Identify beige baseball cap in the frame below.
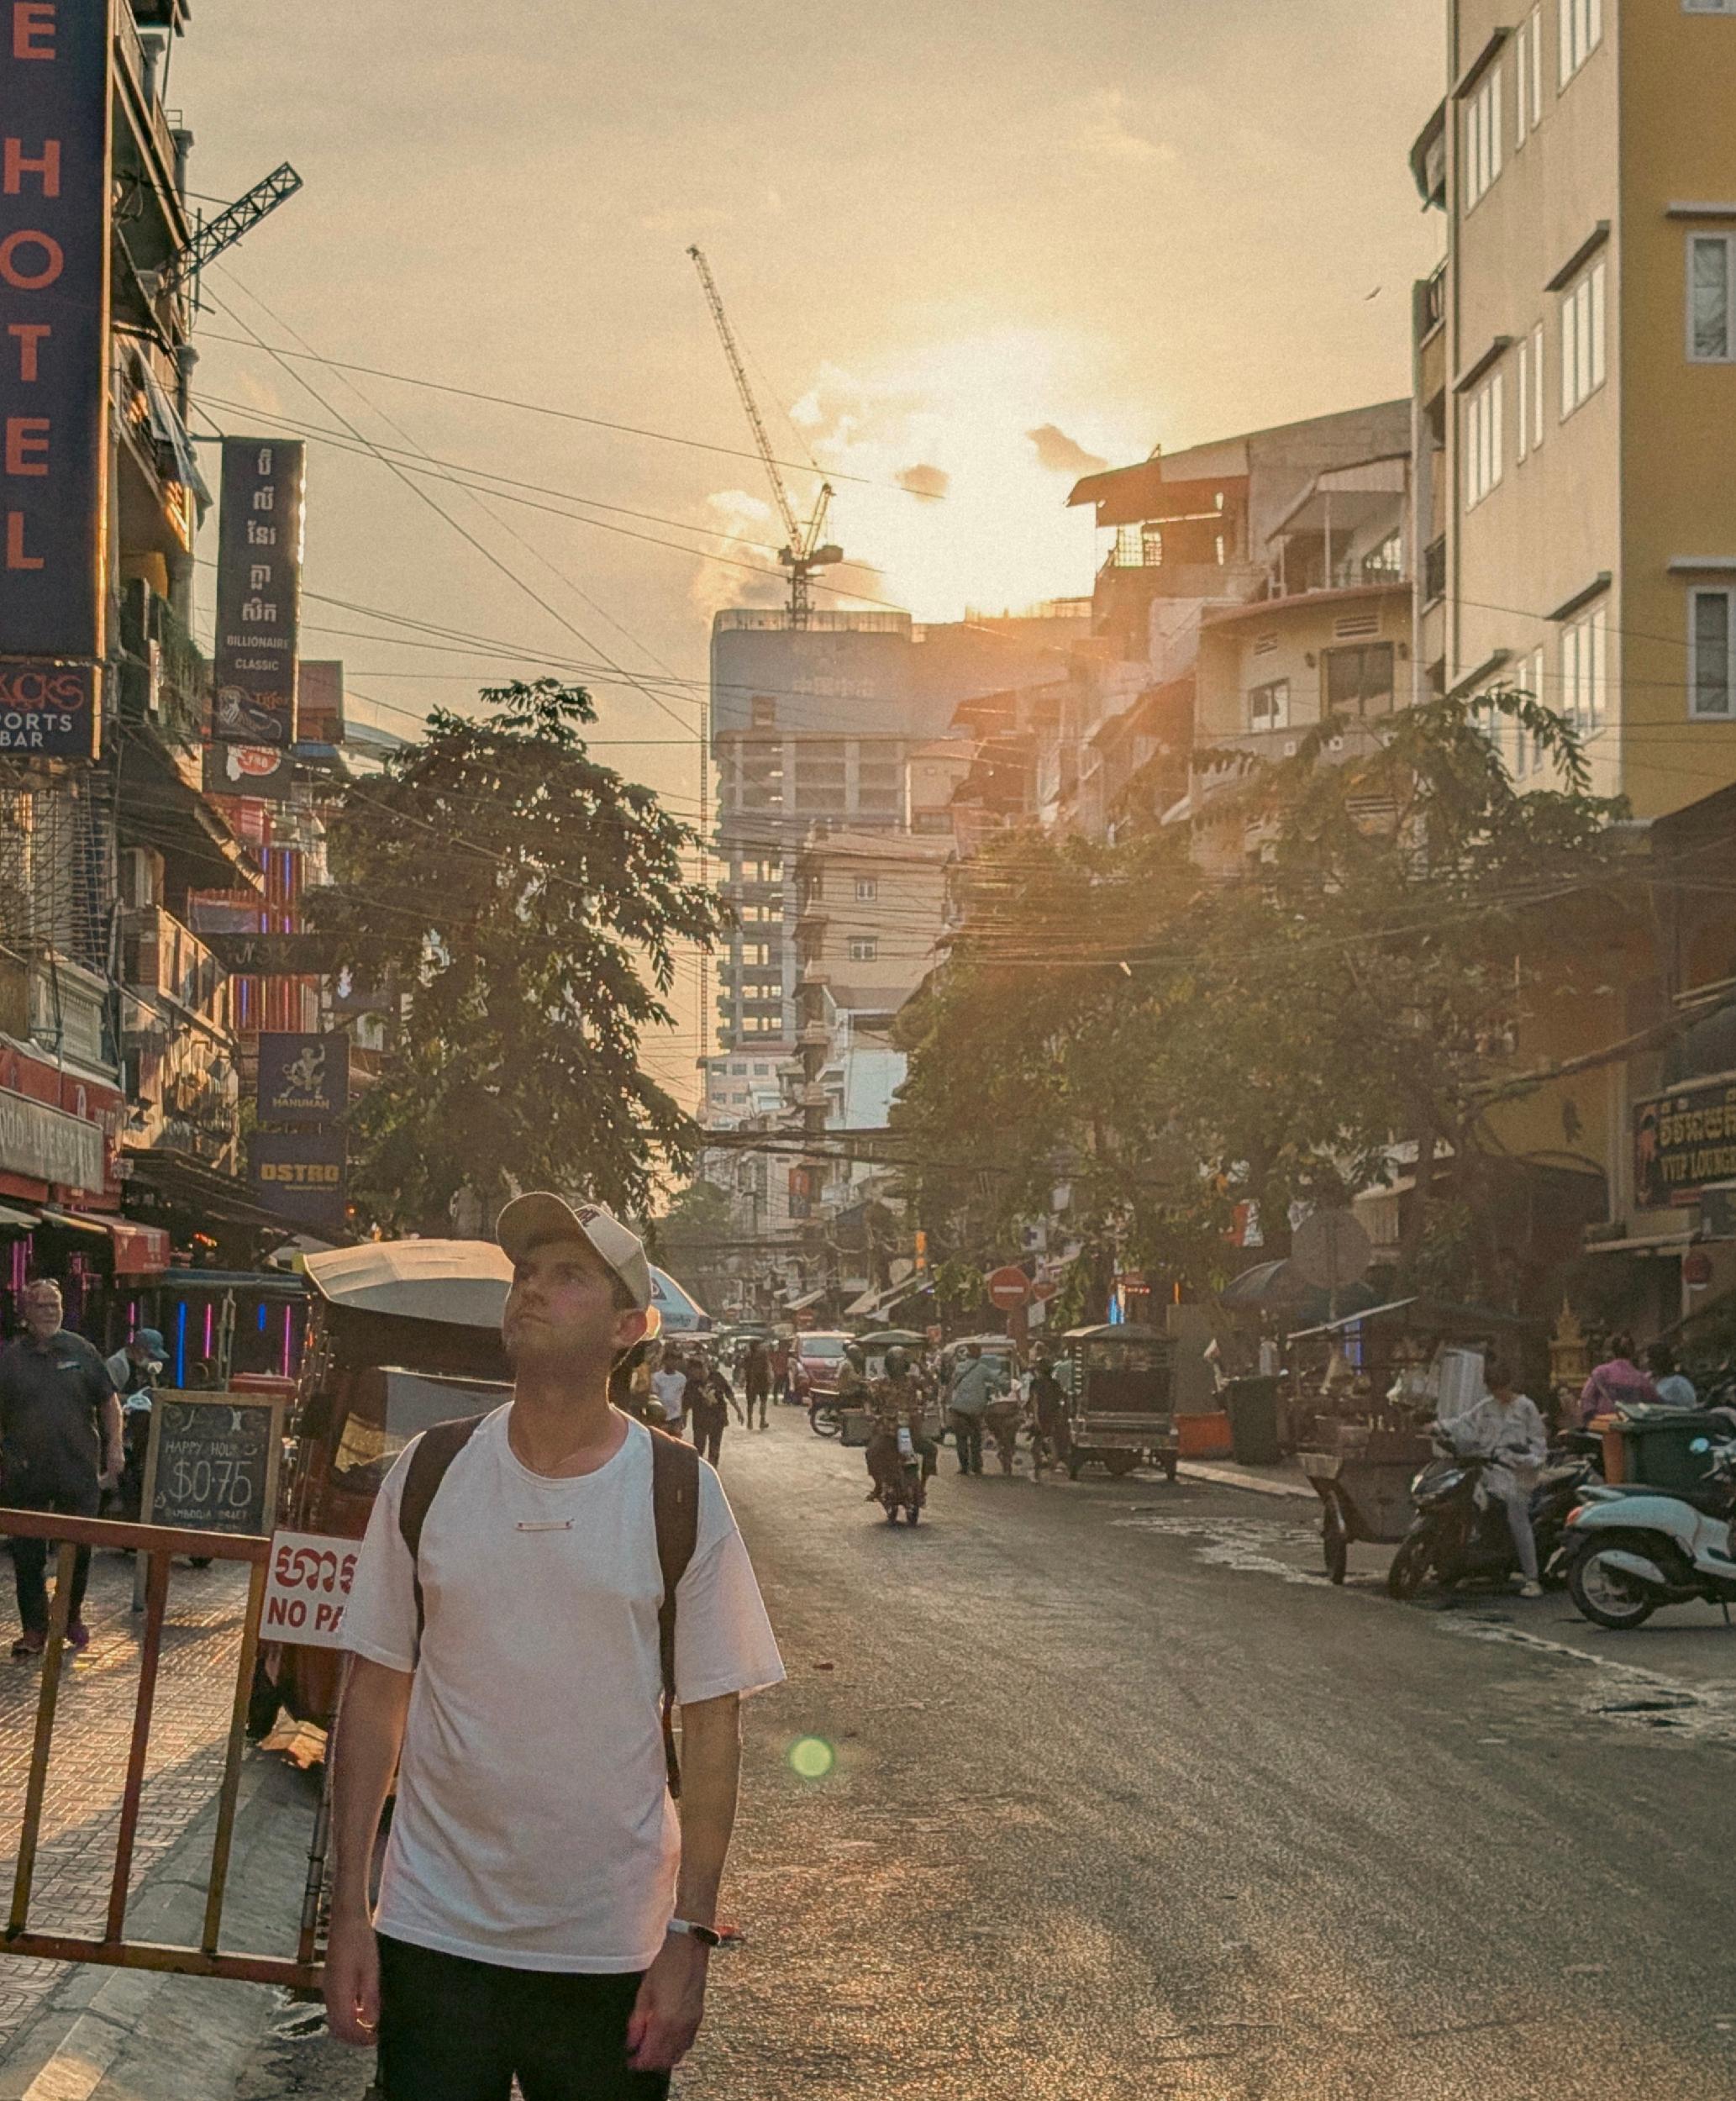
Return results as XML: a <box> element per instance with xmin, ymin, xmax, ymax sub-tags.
<box><xmin>496</xmin><ymin>1193</ymin><xmax>660</xmax><ymax>1335</ymax></box>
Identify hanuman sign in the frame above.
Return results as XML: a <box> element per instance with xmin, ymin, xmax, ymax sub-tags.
<box><xmin>1633</xmin><ymin>1074</ymin><xmax>1736</xmax><ymax>1209</ymax></box>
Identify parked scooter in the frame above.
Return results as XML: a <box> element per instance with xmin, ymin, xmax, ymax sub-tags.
<box><xmin>1560</xmin><ymin>1435</ymin><xmax>1736</xmax><ymax>1630</ymax></box>
<box><xmin>878</xmin><ymin>1428</ymin><xmax>925</xmax><ymax>1527</ymax></box>
<box><xmin>1386</xmin><ymin>1419</ymin><xmax>1593</xmax><ymax>1601</ymax></box>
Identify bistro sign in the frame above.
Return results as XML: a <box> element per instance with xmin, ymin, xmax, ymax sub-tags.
<box><xmin>1634</xmin><ymin>1073</ymin><xmax>1736</xmax><ymax>1208</ymax></box>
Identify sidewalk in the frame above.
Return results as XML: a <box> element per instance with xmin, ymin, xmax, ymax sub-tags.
<box><xmin>0</xmin><ymin>1552</ymin><xmax>254</xmax><ymax>2055</ymax></box>
<box><xmin>1178</xmin><ymin>1455</ymin><xmax>1316</xmax><ymax>1501</ymax></box>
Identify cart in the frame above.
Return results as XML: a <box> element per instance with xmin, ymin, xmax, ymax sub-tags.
<box><xmin>1061</xmin><ymin>1324</ymin><xmax>1180</xmax><ymax>1482</ymax></box>
<box><xmin>1299</xmin><ymin>1433</ymin><xmax>1430</xmax><ymax>1584</ymax></box>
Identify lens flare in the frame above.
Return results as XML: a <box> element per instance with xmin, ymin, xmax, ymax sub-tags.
<box><xmin>788</xmin><ymin>1735</ymin><xmax>836</xmax><ymax>1781</ymax></box>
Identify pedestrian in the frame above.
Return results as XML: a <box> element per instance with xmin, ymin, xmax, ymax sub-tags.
<box><xmin>1644</xmin><ymin>1340</ymin><xmax>1697</xmax><ymax>1409</ymax></box>
<box><xmin>0</xmin><ymin>1279</ymin><xmax>124</xmax><ymax>1656</ymax></box>
<box><xmin>743</xmin><ymin>1340</ymin><xmax>771</xmax><ymax>1430</ymax></box>
<box><xmin>686</xmin><ymin>1352</ymin><xmax>739</xmax><ymax>1467</ymax></box>
<box><xmin>1449</xmin><ymin>1356</ymin><xmax>1549</xmax><ymax>1598</ymax></box>
<box><xmin>103</xmin><ymin>1325</ymin><xmax>166</xmax><ymax>1398</ymax></box>
<box><xmin>1576</xmin><ymin>1331</ymin><xmax>1660</xmax><ymax>1424</ymax></box>
<box><xmin>649</xmin><ymin>1345</ymin><xmax>688</xmax><ymax>1434</ymax></box>
<box><xmin>771</xmin><ymin>1337</ymin><xmax>792</xmax><ymax>1406</ymax></box>
<box><xmin>1028</xmin><ymin>1348</ymin><xmax>1071</xmax><ymax>1477</ymax></box>
<box><xmin>324</xmin><ymin>1193</ymin><xmax>784</xmax><ymax>2098</ymax></box>
<box><xmin>946</xmin><ymin>1343</ymin><xmax>999</xmax><ymax>1477</ymax></box>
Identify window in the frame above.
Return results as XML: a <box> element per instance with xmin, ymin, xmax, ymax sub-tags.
<box><xmin>1465</xmin><ymin>371</ymin><xmax>1504</xmax><ymax>508</ymax></box>
<box><xmin>1248</xmin><ymin>679</ymin><xmax>1291</xmax><ymax>731</ymax></box>
<box><xmin>1463</xmin><ymin>66</ymin><xmax>1502</xmax><ymax>211</ymax></box>
<box><xmin>1561</xmin><ymin>602</ymin><xmax>1608</xmax><ymax>734</ymax></box>
<box><xmin>854</xmin><ymin>877</ymin><xmax>878</xmax><ymax>901</ymax></box>
<box><xmin>1690</xmin><ymin>588</ymin><xmax>1735</xmax><ymax>718</ymax></box>
<box><xmin>1517</xmin><ymin>336</ymin><xmax>1530</xmax><ymax>461</ymax></box>
<box><xmin>749</xmin><ymin>696</ymin><xmax>776</xmax><ymax>729</ymax></box>
<box><xmin>1560</xmin><ymin>0</ymin><xmax>1602</xmax><ymax>83</ymax></box>
<box><xmin>1560</xmin><ymin>260</ymin><xmax>1607</xmax><ymax>416</ymax></box>
<box><xmin>1530</xmin><ymin>323</ymin><xmax>1545</xmax><ymax>450</ymax></box>
<box><xmin>1323</xmin><ymin>644</ymin><xmax>1396</xmax><ymax>717</ymax></box>
<box><xmin>1512</xmin><ymin>647</ymin><xmax>1547</xmax><ymax>776</ymax></box>
<box><xmin>1689</xmin><ymin>234</ymin><xmax>1736</xmax><ymax>361</ymax></box>
<box><xmin>1515</xmin><ymin>8</ymin><xmax>1544</xmax><ymax>146</ymax></box>
<box><xmin>848</xmin><ymin>937</ymin><xmax>878</xmax><ymax>963</ymax></box>
<box><xmin>1684</xmin><ymin>0</ymin><xmax>1734</xmax><ymax>14</ymax></box>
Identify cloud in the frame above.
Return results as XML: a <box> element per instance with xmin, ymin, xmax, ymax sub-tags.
<box><xmin>1070</xmin><ymin>89</ymin><xmax>1175</xmax><ymax>167</ymax></box>
<box><xmin>896</xmin><ymin>463</ymin><xmax>950</xmax><ymax>499</ymax></box>
<box><xmin>1026</xmin><ymin>424</ymin><xmax>1107</xmax><ymax>477</ymax></box>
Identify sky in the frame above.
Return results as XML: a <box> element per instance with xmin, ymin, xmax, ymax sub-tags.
<box><xmin>174</xmin><ymin>0</ymin><xmax>1447</xmax><ymax>1105</ymax></box>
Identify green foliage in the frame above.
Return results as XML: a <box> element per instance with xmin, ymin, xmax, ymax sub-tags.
<box><xmin>894</xmin><ymin>692</ymin><xmax>1634</xmax><ymax>1304</ymax></box>
<box><xmin>310</xmin><ymin>681</ymin><xmax>723</xmax><ymax>1233</ymax></box>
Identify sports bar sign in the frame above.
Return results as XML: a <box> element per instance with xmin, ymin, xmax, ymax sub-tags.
<box><xmin>1633</xmin><ymin>1072</ymin><xmax>1736</xmax><ymax>1209</ymax></box>
<box><xmin>0</xmin><ymin>0</ymin><xmax>113</xmax><ymax>757</ymax></box>
<box><xmin>213</xmin><ymin>439</ymin><xmax>303</xmax><ymax>748</ymax></box>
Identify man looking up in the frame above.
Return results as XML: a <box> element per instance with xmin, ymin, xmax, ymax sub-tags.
<box><xmin>0</xmin><ymin>1279</ymin><xmax>122</xmax><ymax>1656</ymax></box>
<box><xmin>325</xmin><ymin>1196</ymin><xmax>784</xmax><ymax>2098</ymax></box>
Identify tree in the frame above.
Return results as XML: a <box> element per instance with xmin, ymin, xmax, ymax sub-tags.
<box><xmin>893</xmin><ymin>692</ymin><xmax>1635</xmax><ymax>1307</ymax></box>
<box><xmin>311</xmin><ymin>681</ymin><xmax>723</xmax><ymax>1233</ymax></box>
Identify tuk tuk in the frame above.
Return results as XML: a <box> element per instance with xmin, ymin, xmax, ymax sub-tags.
<box><xmin>1061</xmin><ymin>1324</ymin><xmax>1180</xmax><ymax>1482</ymax></box>
<box><xmin>249</xmin><ymin>1239</ymin><xmax>515</xmax><ymax>1735</ymax></box>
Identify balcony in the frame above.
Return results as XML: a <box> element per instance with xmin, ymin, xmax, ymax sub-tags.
<box><xmin>118</xmin><ymin>582</ymin><xmax>208</xmax><ymax>750</ymax></box>
<box><xmin>113</xmin><ymin>10</ymin><xmax>191</xmax><ymax>265</ymax></box>
<box><xmin>122</xmin><ymin>906</ymin><xmax>230</xmax><ymax>1028</ymax></box>
<box><xmin>113</xmin><ymin>345</ymin><xmax>199</xmax><ymax>561</ymax></box>
<box><xmin>1414</xmin><ymin>264</ymin><xmax>1445</xmax><ymax>345</ymax></box>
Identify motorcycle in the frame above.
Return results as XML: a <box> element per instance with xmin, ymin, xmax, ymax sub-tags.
<box><xmin>1386</xmin><ymin>1419</ymin><xmax>1592</xmax><ymax>1601</ymax></box>
<box><xmin>878</xmin><ymin>1428</ymin><xmax>924</xmax><ymax>1527</ymax></box>
<box><xmin>1560</xmin><ymin>1435</ymin><xmax>1736</xmax><ymax>1630</ymax></box>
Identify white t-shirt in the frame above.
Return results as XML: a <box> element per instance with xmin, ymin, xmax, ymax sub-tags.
<box><xmin>341</xmin><ymin>1409</ymin><xmax>784</xmax><ymax>1973</ymax></box>
<box><xmin>650</xmin><ymin>1369</ymin><xmax>687</xmax><ymax>1423</ymax></box>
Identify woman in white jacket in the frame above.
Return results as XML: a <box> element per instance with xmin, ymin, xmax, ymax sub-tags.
<box><xmin>1447</xmin><ymin>1357</ymin><xmax>1549</xmax><ymax>1598</ymax></box>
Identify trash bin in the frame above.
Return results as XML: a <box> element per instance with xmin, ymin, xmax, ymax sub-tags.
<box><xmin>1618</xmin><ymin>1409</ymin><xmax>1719</xmax><ymax>1494</ymax></box>
<box><xmin>1224</xmin><ymin>1377</ymin><xmax>1282</xmax><ymax>1466</ymax></box>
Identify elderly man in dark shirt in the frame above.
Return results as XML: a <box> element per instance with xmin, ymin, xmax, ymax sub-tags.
<box><xmin>0</xmin><ymin>1281</ymin><xmax>123</xmax><ymax>1656</ymax></box>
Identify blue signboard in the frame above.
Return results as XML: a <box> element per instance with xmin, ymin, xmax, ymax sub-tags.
<box><xmin>250</xmin><ymin>1128</ymin><xmax>346</xmax><ymax>1234</ymax></box>
<box><xmin>0</xmin><ymin>0</ymin><xmax>113</xmax><ymax>744</ymax></box>
<box><xmin>257</xmin><ymin>1032</ymin><xmax>349</xmax><ymax>1126</ymax></box>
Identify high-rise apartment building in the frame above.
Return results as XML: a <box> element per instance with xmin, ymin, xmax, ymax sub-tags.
<box><xmin>1413</xmin><ymin>0</ymin><xmax>1736</xmax><ymax>816</ymax></box>
<box><xmin>708</xmin><ymin>606</ymin><xmax>1085</xmax><ymax>1059</ymax></box>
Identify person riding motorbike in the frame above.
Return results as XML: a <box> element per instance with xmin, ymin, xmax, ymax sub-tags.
<box><xmin>1444</xmin><ymin>1356</ymin><xmax>1549</xmax><ymax>1598</ymax></box>
<box><xmin>863</xmin><ymin>1348</ymin><xmax>938</xmax><ymax>1500</ymax></box>
<box><xmin>823</xmin><ymin>1341</ymin><xmax>870</xmax><ymax>1434</ymax></box>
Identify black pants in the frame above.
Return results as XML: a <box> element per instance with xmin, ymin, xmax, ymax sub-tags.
<box><xmin>744</xmin><ymin>1380</ymin><xmax>768</xmax><ymax>1427</ymax></box>
<box><xmin>690</xmin><ymin>1409</ymin><xmax>725</xmax><ymax>1466</ymax></box>
<box><xmin>9</xmin><ymin>1479</ymin><xmax>100</xmax><ymax>1639</ymax></box>
<box><xmin>950</xmin><ymin>1412</ymin><xmax>984</xmax><ymax>1474</ymax></box>
<box><xmin>377</xmin><ymin>1935</ymin><xmax>668</xmax><ymax>2100</ymax></box>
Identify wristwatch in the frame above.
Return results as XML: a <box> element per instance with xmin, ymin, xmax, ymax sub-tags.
<box><xmin>666</xmin><ymin>1918</ymin><xmax>734</xmax><ymax>1949</ymax></box>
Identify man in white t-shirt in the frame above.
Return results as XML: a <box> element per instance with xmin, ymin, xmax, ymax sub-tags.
<box><xmin>649</xmin><ymin>1355</ymin><xmax>687</xmax><ymax>1431</ymax></box>
<box><xmin>324</xmin><ymin>1195</ymin><xmax>784</xmax><ymax>2098</ymax></box>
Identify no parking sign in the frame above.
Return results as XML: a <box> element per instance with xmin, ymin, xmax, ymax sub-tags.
<box><xmin>262</xmin><ymin>1531</ymin><xmax>358</xmax><ymax>1649</ymax></box>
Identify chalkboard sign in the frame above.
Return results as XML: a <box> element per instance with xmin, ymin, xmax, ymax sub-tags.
<box><xmin>139</xmin><ymin>1393</ymin><xmax>285</xmax><ymax>1540</ymax></box>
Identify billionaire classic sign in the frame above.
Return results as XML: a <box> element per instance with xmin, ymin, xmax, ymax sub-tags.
<box><xmin>0</xmin><ymin>0</ymin><xmax>113</xmax><ymax>757</ymax></box>
<box><xmin>213</xmin><ymin>439</ymin><xmax>304</xmax><ymax>747</ymax></box>
<box><xmin>1634</xmin><ymin>1074</ymin><xmax>1736</xmax><ymax>1208</ymax></box>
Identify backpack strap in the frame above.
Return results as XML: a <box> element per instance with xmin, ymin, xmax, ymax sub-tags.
<box><xmin>397</xmin><ymin>1414</ymin><xmax>487</xmax><ymax>1659</ymax></box>
<box><xmin>649</xmin><ymin>1425</ymin><xmax>700</xmax><ymax>1798</ymax></box>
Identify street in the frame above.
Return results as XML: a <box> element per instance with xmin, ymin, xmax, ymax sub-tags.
<box><xmin>145</xmin><ymin>1412</ymin><xmax>1734</xmax><ymax>2100</ymax></box>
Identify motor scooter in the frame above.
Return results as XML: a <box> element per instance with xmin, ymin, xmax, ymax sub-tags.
<box><xmin>877</xmin><ymin>1428</ymin><xmax>924</xmax><ymax>1527</ymax></box>
<box><xmin>1386</xmin><ymin>1419</ymin><xmax>1591</xmax><ymax>1601</ymax></box>
<box><xmin>1560</xmin><ymin>1435</ymin><xmax>1736</xmax><ymax>1630</ymax></box>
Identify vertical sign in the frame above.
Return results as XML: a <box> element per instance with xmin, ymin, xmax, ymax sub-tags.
<box><xmin>256</xmin><ymin>1031</ymin><xmax>349</xmax><ymax>1125</ymax></box>
<box><xmin>0</xmin><ymin>0</ymin><xmax>113</xmax><ymax>758</ymax></box>
<box><xmin>213</xmin><ymin>438</ymin><xmax>303</xmax><ymax>748</ymax></box>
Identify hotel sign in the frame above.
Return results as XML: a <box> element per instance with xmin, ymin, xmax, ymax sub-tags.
<box><xmin>1634</xmin><ymin>1073</ymin><xmax>1736</xmax><ymax>1208</ymax></box>
<box><xmin>0</xmin><ymin>0</ymin><xmax>113</xmax><ymax>756</ymax></box>
<box><xmin>213</xmin><ymin>439</ymin><xmax>303</xmax><ymax>748</ymax></box>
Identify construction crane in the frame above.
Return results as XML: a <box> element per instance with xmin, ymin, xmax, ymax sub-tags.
<box><xmin>152</xmin><ymin>162</ymin><xmax>304</xmax><ymax>300</ymax></box>
<box><xmin>688</xmin><ymin>245</ymin><xmax>841</xmax><ymax>628</ymax></box>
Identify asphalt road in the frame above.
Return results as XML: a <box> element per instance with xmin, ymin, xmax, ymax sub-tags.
<box><xmin>242</xmin><ymin>1409</ymin><xmax>1736</xmax><ymax>2100</ymax></box>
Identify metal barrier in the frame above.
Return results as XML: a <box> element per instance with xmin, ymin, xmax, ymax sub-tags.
<box><xmin>0</xmin><ymin>1508</ymin><xmax>324</xmax><ymax>1988</ymax></box>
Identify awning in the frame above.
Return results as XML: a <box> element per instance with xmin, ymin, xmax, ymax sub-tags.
<box><xmin>38</xmin><ymin>1208</ymin><xmax>110</xmax><ymax>1240</ymax></box>
<box><xmin>121</xmin><ymin>1148</ymin><xmax>311</xmax><ymax>1234</ymax></box>
<box><xmin>132</xmin><ymin>345</ymin><xmax>213</xmax><ymax>505</ymax></box>
<box><xmin>118</xmin><ymin>729</ymin><xmax>262</xmax><ymax>892</ymax></box>
<box><xmin>1584</xmin><ymin>1230</ymin><xmax>1694</xmax><ymax>1257</ymax></box>
<box><xmin>59</xmin><ymin>1214</ymin><xmax>171</xmax><ymax>1277</ymax></box>
<box><xmin>0</xmin><ymin>1202</ymin><xmax>38</xmax><ymax>1231</ymax></box>
<box><xmin>785</xmin><ymin>1287</ymin><xmax>828</xmax><ymax>1313</ymax></box>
